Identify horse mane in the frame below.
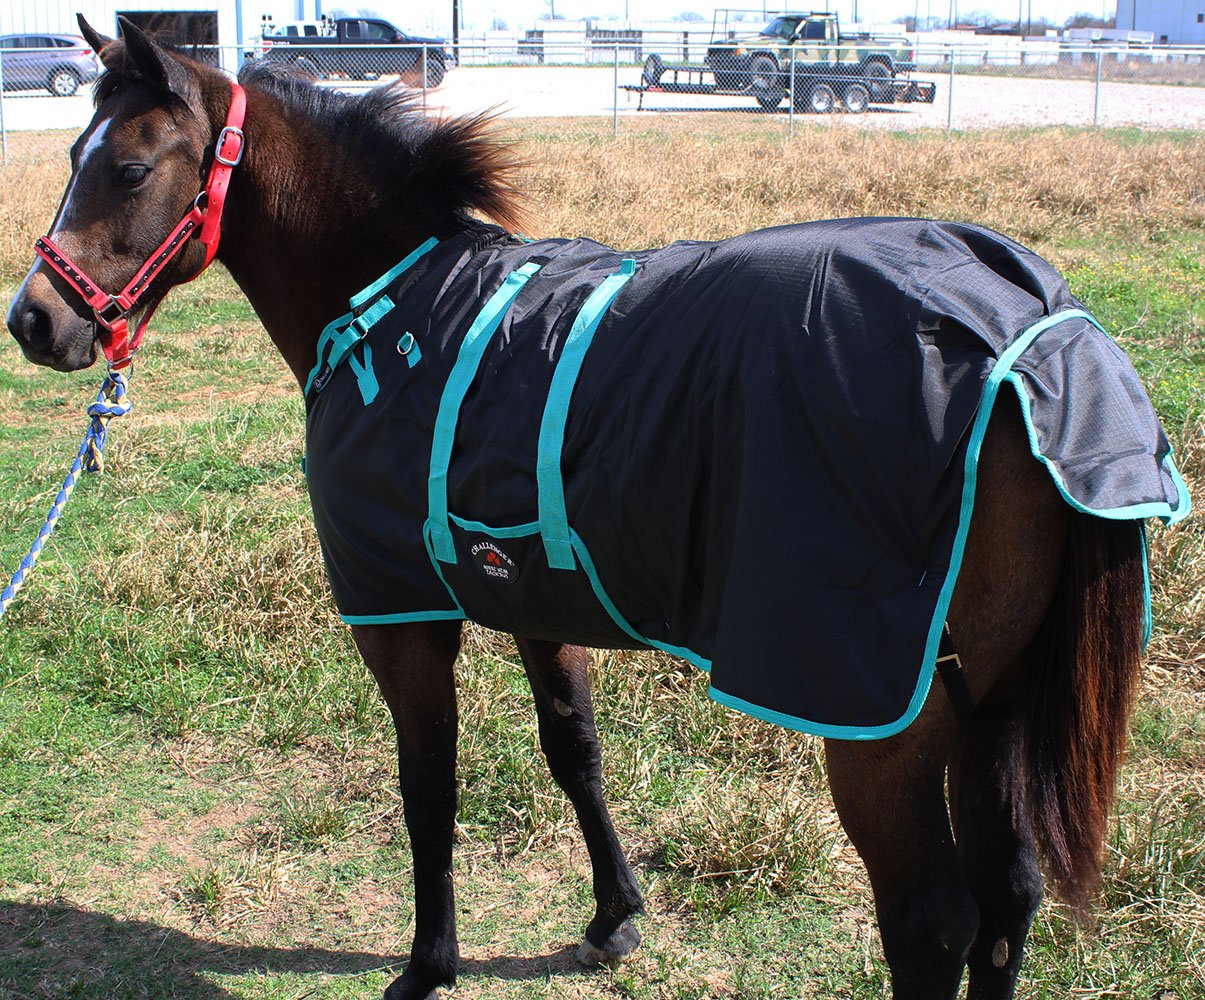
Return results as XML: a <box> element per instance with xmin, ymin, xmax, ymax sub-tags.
<box><xmin>236</xmin><ymin>62</ymin><xmax>527</xmax><ymax>233</ymax></box>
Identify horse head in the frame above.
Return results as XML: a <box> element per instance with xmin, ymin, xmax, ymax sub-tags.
<box><xmin>6</xmin><ymin>15</ymin><xmax>232</xmax><ymax>371</ymax></box>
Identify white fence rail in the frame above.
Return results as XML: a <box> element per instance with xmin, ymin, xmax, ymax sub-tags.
<box><xmin>3</xmin><ymin>40</ymin><xmax>1204</xmax><ymax>160</ymax></box>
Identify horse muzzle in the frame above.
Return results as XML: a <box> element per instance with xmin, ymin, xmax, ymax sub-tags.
<box><xmin>6</xmin><ymin>268</ymin><xmax>100</xmax><ymax>371</ymax></box>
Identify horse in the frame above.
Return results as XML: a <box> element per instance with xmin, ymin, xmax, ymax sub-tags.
<box><xmin>5</xmin><ymin>17</ymin><xmax>1189</xmax><ymax>1000</ymax></box>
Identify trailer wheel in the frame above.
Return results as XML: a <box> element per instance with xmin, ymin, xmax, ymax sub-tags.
<box><xmin>749</xmin><ymin>54</ymin><xmax>784</xmax><ymax>109</ymax></box>
<box><xmin>642</xmin><ymin>53</ymin><xmax>664</xmax><ymax>87</ymax></box>
<box><xmin>803</xmin><ymin>82</ymin><xmax>836</xmax><ymax>114</ymax></box>
<box><xmin>861</xmin><ymin>59</ymin><xmax>893</xmax><ymax>101</ymax></box>
<box><xmin>842</xmin><ymin>82</ymin><xmax>870</xmax><ymax>113</ymax></box>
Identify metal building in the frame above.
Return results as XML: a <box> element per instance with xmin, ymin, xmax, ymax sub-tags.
<box><xmin>1116</xmin><ymin>0</ymin><xmax>1205</xmax><ymax>44</ymax></box>
<box><xmin>0</xmin><ymin>1</ymin><xmax>326</xmax><ymax>61</ymax></box>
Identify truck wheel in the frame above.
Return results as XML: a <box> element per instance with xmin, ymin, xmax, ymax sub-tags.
<box><xmin>842</xmin><ymin>82</ymin><xmax>870</xmax><ymax>113</ymax></box>
<box><xmin>749</xmin><ymin>54</ymin><xmax>784</xmax><ymax>110</ymax></box>
<box><xmin>642</xmin><ymin>53</ymin><xmax>664</xmax><ymax>87</ymax></box>
<box><xmin>804</xmin><ymin>82</ymin><xmax>835</xmax><ymax>114</ymax></box>
<box><xmin>424</xmin><ymin>56</ymin><xmax>446</xmax><ymax>88</ymax></box>
<box><xmin>47</xmin><ymin>67</ymin><xmax>80</xmax><ymax>97</ymax></box>
<box><xmin>861</xmin><ymin>60</ymin><xmax>892</xmax><ymax>102</ymax></box>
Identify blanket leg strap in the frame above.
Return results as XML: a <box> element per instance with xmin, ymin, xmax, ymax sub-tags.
<box><xmin>936</xmin><ymin>623</ymin><xmax>1024</xmax><ymax>722</ymax></box>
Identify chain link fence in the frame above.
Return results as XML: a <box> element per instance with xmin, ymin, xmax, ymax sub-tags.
<box><xmin>3</xmin><ymin>39</ymin><xmax>1204</xmax><ymax>162</ymax></box>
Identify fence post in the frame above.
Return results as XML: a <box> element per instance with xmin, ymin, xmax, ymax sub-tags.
<box><xmin>1093</xmin><ymin>48</ymin><xmax>1102</xmax><ymax>127</ymax></box>
<box><xmin>947</xmin><ymin>44</ymin><xmax>955</xmax><ymax>130</ymax></box>
<box><xmin>613</xmin><ymin>43</ymin><xmax>620</xmax><ymax>141</ymax></box>
<box><xmin>788</xmin><ymin>46</ymin><xmax>796</xmax><ymax>139</ymax></box>
<box><xmin>0</xmin><ymin>53</ymin><xmax>7</xmax><ymax>165</ymax></box>
<box><xmin>421</xmin><ymin>45</ymin><xmax>428</xmax><ymax>109</ymax></box>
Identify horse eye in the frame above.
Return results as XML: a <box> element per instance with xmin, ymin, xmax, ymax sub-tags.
<box><xmin>117</xmin><ymin>164</ymin><xmax>150</xmax><ymax>187</ymax></box>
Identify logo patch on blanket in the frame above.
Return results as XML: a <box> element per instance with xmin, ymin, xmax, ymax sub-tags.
<box><xmin>470</xmin><ymin>539</ymin><xmax>518</xmax><ymax>583</ymax></box>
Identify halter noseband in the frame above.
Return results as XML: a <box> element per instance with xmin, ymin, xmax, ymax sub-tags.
<box><xmin>34</xmin><ymin>81</ymin><xmax>247</xmax><ymax>370</ymax></box>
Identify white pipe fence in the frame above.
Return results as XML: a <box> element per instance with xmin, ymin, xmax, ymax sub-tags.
<box><xmin>2</xmin><ymin>40</ymin><xmax>1204</xmax><ymax>161</ymax></box>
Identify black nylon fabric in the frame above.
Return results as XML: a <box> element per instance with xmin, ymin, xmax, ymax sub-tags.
<box><xmin>304</xmin><ymin>217</ymin><xmax>1187</xmax><ymax>737</ymax></box>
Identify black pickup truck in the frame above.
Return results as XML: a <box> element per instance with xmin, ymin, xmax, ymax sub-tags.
<box><xmin>262</xmin><ymin>17</ymin><xmax>451</xmax><ymax>86</ymax></box>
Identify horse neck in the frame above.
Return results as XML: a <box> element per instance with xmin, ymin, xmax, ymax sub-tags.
<box><xmin>215</xmin><ymin>85</ymin><xmax>441</xmax><ymax>387</ymax></box>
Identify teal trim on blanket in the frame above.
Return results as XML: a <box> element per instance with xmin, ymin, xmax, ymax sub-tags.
<box><xmin>570</xmin><ymin>529</ymin><xmax>711</xmax><ymax>671</ymax></box>
<box><xmin>1002</xmin><ymin>372</ymin><xmax>1190</xmax><ymax>524</ymax></box>
<box><xmin>448</xmin><ymin>513</ymin><xmax>542</xmax><ymax>538</ymax></box>
<box><xmin>341</xmin><ymin>610</ymin><xmax>466</xmax><ymax>625</ymax></box>
<box><xmin>427</xmin><ymin>261</ymin><xmax>544</xmax><ymax>564</ymax></box>
<box><xmin>1140</xmin><ymin>522</ymin><xmax>1152</xmax><ymax>648</ymax></box>
<box><xmin>698</xmin><ymin>309</ymin><xmax>1116</xmax><ymax>741</ymax></box>
<box><xmin>537</xmin><ymin>259</ymin><xmax>637</xmax><ymax>570</ymax></box>
<box><xmin>350</xmin><ymin>237</ymin><xmax>438</xmax><ymax>311</ymax></box>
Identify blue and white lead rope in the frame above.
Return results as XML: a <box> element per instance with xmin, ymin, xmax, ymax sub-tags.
<box><xmin>0</xmin><ymin>372</ymin><xmax>132</xmax><ymax>619</ymax></box>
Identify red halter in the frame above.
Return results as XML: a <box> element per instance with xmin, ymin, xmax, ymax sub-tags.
<box><xmin>34</xmin><ymin>81</ymin><xmax>247</xmax><ymax>370</ymax></box>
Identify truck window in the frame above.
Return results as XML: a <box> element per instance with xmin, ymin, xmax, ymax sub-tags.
<box><xmin>345</xmin><ymin>20</ymin><xmax>365</xmax><ymax>39</ymax></box>
<box><xmin>759</xmin><ymin>17</ymin><xmax>800</xmax><ymax>40</ymax></box>
<box><xmin>362</xmin><ymin>21</ymin><xmax>395</xmax><ymax>40</ymax></box>
<box><xmin>303</xmin><ymin>24</ymin><xmax>317</xmax><ymax>36</ymax></box>
<box><xmin>802</xmin><ymin>21</ymin><xmax>827</xmax><ymax>41</ymax></box>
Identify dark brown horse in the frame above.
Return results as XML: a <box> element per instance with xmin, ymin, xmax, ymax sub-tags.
<box><xmin>6</xmin><ymin>18</ymin><xmax>1172</xmax><ymax>1000</ymax></box>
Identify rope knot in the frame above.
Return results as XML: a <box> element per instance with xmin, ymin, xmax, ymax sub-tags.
<box><xmin>83</xmin><ymin>373</ymin><xmax>133</xmax><ymax>474</ymax></box>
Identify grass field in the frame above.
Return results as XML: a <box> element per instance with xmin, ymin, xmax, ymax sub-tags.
<box><xmin>0</xmin><ymin>118</ymin><xmax>1202</xmax><ymax>999</ymax></box>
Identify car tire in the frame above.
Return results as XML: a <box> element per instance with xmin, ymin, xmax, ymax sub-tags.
<box><xmin>47</xmin><ymin>67</ymin><xmax>80</xmax><ymax>97</ymax></box>
<box><xmin>842</xmin><ymin>82</ymin><xmax>870</xmax><ymax>113</ymax></box>
<box><xmin>749</xmin><ymin>54</ymin><xmax>784</xmax><ymax>110</ymax></box>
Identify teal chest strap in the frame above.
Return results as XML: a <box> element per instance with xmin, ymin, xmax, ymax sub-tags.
<box><xmin>305</xmin><ymin>237</ymin><xmax>439</xmax><ymax>403</ymax></box>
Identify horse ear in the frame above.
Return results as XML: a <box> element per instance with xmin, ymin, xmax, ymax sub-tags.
<box><xmin>117</xmin><ymin>15</ymin><xmax>196</xmax><ymax>105</ymax></box>
<box><xmin>77</xmin><ymin>14</ymin><xmax>117</xmax><ymax>66</ymax></box>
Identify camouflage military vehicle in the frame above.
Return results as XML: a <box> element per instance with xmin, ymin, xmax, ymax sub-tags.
<box><xmin>706</xmin><ymin>11</ymin><xmax>917</xmax><ymax>109</ymax></box>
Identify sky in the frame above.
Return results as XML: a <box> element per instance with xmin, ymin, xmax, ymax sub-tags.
<box><xmin>353</xmin><ymin>1</ymin><xmax>1119</xmax><ymax>34</ymax></box>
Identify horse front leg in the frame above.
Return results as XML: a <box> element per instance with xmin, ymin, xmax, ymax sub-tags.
<box><xmin>352</xmin><ymin>621</ymin><xmax>463</xmax><ymax>1000</ymax></box>
<box><xmin>514</xmin><ymin>636</ymin><xmax>645</xmax><ymax>965</ymax></box>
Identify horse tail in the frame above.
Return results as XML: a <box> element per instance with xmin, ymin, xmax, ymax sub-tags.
<box><xmin>1023</xmin><ymin>513</ymin><xmax>1146</xmax><ymax>913</ymax></box>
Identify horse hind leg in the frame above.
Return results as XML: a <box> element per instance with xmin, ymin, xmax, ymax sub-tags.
<box><xmin>827</xmin><ymin>731</ymin><xmax>979</xmax><ymax>999</ymax></box>
<box><xmin>950</xmin><ymin>713</ymin><xmax>1042</xmax><ymax>1000</ymax></box>
<box><xmin>514</xmin><ymin>636</ymin><xmax>645</xmax><ymax>965</ymax></box>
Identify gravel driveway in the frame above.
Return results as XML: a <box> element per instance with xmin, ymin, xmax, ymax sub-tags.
<box><xmin>3</xmin><ymin>65</ymin><xmax>1202</xmax><ymax>133</ymax></box>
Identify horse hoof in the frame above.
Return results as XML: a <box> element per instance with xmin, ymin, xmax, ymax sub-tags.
<box><xmin>382</xmin><ymin>977</ymin><xmax>440</xmax><ymax>1000</ymax></box>
<box><xmin>576</xmin><ymin>919</ymin><xmax>642</xmax><ymax>967</ymax></box>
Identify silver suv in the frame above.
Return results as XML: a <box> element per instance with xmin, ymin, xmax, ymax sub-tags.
<box><xmin>0</xmin><ymin>33</ymin><xmax>99</xmax><ymax>97</ymax></box>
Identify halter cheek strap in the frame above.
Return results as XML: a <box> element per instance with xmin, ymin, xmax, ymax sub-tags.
<box><xmin>33</xmin><ymin>81</ymin><xmax>247</xmax><ymax>370</ymax></box>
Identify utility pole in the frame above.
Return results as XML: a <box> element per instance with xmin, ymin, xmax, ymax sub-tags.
<box><xmin>452</xmin><ymin>0</ymin><xmax>459</xmax><ymax>49</ymax></box>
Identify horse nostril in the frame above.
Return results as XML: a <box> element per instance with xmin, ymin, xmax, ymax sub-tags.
<box><xmin>10</xmin><ymin>303</ymin><xmax>52</xmax><ymax>346</ymax></box>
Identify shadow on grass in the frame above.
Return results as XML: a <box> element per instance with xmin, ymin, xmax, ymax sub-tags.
<box><xmin>0</xmin><ymin>901</ymin><xmax>596</xmax><ymax>997</ymax></box>
<box><xmin>0</xmin><ymin>900</ymin><xmax>388</xmax><ymax>997</ymax></box>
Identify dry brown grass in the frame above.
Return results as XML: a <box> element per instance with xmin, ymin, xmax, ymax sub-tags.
<box><xmin>507</xmin><ymin>122</ymin><xmax>1205</xmax><ymax>254</ymax></box>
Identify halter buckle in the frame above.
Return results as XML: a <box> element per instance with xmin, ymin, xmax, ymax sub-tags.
<box><xmin>95</xmin><ymin>297</ymin><xmax>127</xmax><ymax>327</ymax></box>
<box><xmin>214</xmin><ymin>126</ymin><xmax>245</xmax><ymax>167</ymax></box>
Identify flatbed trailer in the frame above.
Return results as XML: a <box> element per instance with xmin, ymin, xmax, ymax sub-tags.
<box><xmin>623</xmin><ymin>56</ymin><xmax>936</xmax><ymax>114</ymax></box>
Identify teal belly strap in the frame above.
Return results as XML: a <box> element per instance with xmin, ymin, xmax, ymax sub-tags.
<box><xmin>537</xmin><ymin>259</ymin><xmax>637</xmax><ymax>569</ymax></box>
<box><xmin>426</xmin><ymin>260</ymin><xmax>544</xmax><ymax>563</ymax></box>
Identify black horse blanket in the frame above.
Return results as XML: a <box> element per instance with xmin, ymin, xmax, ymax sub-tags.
<box><xmin>304</xmin><ymin>218</ymin><xmax>1188</xmax><ymax>739</ymax></box>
